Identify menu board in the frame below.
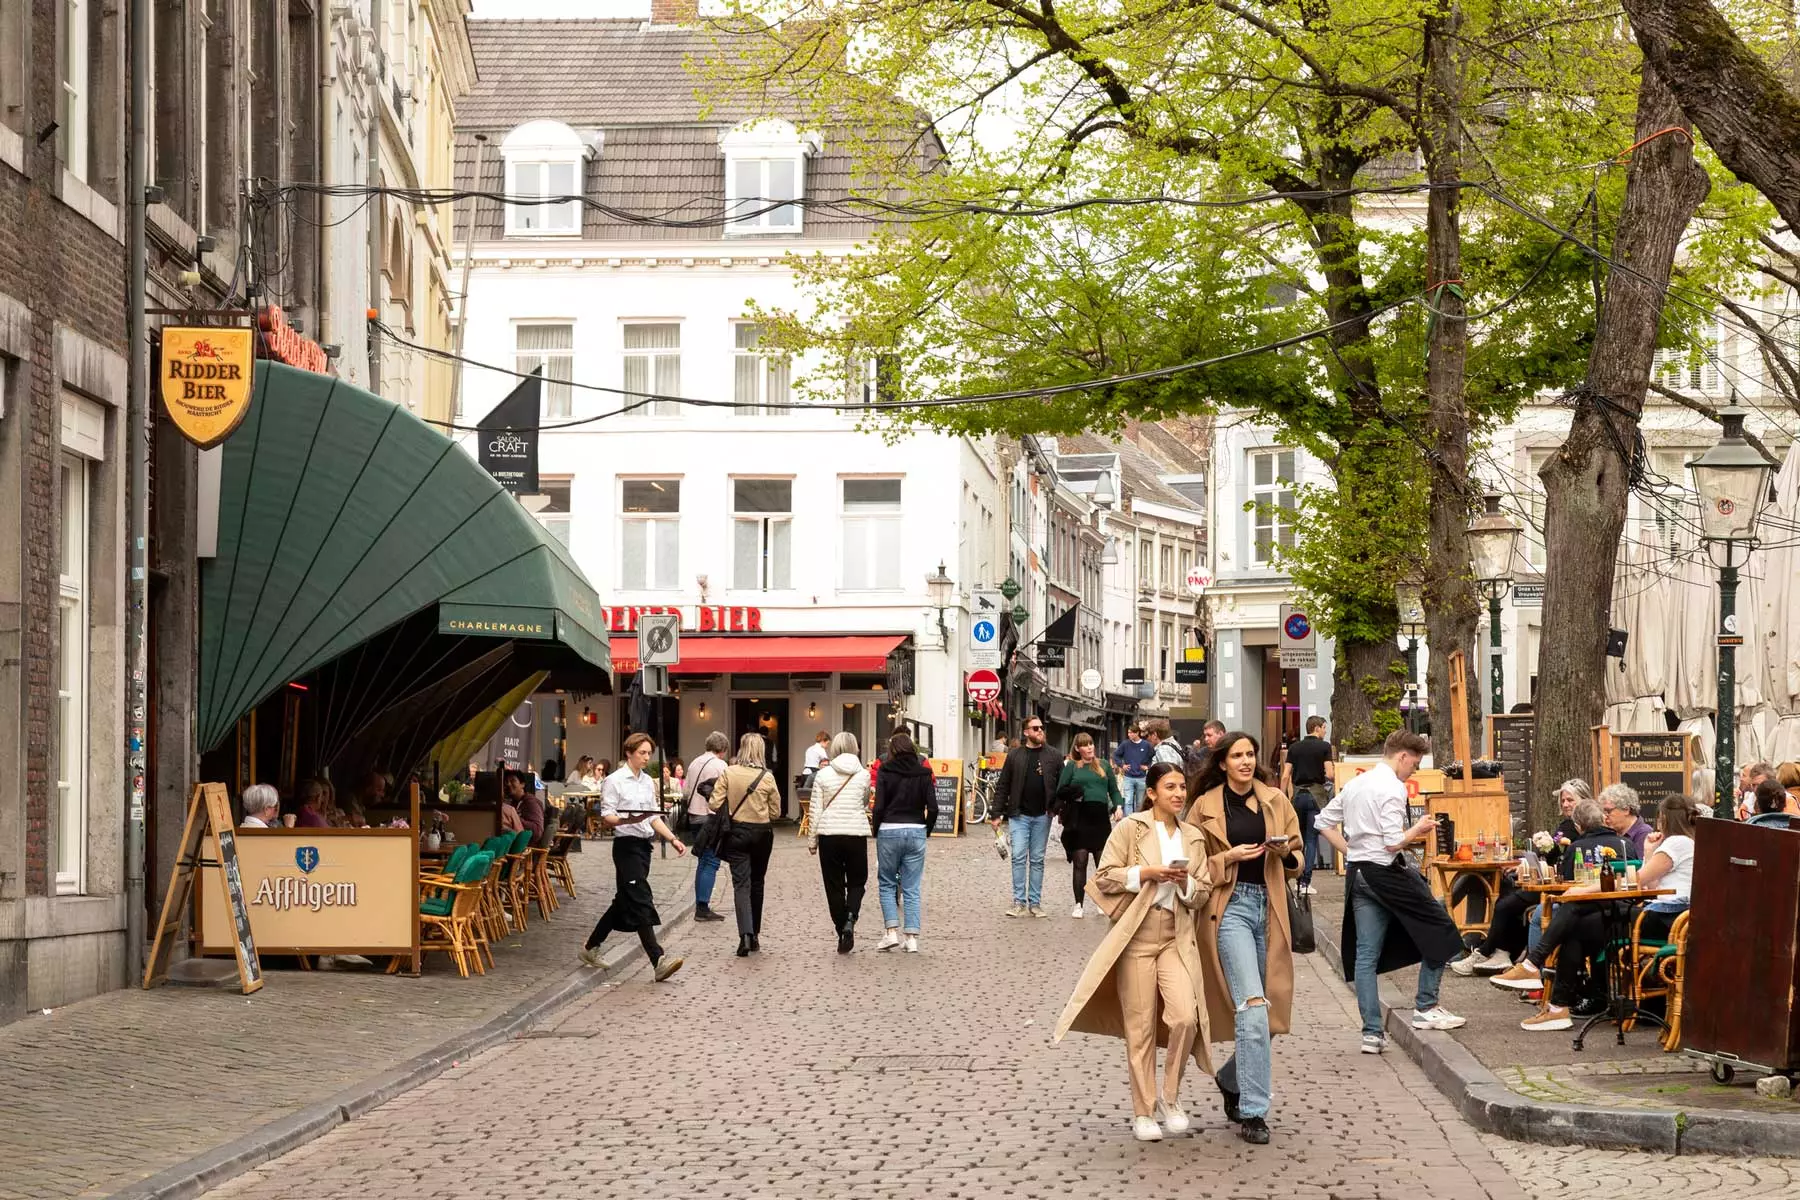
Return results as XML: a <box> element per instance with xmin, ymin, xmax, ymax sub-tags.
<box><xmin>204</xmin><ymin>786</ymin><xmax>263</xmax><ymax>991</ymax></box>
<box><xmin>927</xmin><ymin>758</ymin><xmax>964</xmax><ymax>837</ymax></box>
<box><xmin>1615</xmin><ymin>732</ymin><xmax>1693</xmax><ymax>805</ymax></box>
<box><xmin>1489</xmin><ymin>714</ymin><xmax>1535</xmax><ymax>828</ymax></box>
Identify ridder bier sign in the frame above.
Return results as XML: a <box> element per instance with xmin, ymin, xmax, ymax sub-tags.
<box><xmin>160</xmin><ymin>327</ymin><xmax>255</xmax><ymax>448</ymax></box>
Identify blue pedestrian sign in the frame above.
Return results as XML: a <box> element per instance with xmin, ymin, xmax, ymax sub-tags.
<box><xmin>968</xmin><ymin>602</ymin><xmax>1002</xmax><ymax>668</ymax></box>
<box><xmin>973</xmin><ymin>619</ymin><xmax>997</xmax><ymax>644</ymax></box>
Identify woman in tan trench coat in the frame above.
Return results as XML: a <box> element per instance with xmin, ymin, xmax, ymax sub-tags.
<box><xmin>1184</xmin><ymin>731</ymin><xmax>1302</xmax><ymax>1146</ymax></box>
<box><xmin>1055</xmin><ymin>762</ymin><xmax>1215</xmax><ymax>1142</ymax></box>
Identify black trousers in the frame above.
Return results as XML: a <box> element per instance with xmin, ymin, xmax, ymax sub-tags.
<box><xmin>724</xmin><ymin>823</ymin><xmax>776</xmax><ymax>936</ymax></box>
<box><xmin>817</xmin><ymin>835</ymin><xmax>868</xmax><ymax>931</ymax></box>
<box><xmin>1476</xmin><ymin>886</ymin><xmax>1533</xmax><ymax>958</ymax></box>
<box><xmin>585</xmin><ymin>838</ymin><xmax>664</xmax><ymax>962</ymax></box>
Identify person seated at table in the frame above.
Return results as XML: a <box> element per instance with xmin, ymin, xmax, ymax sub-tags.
<box><xmin>240</xmin><ymin>784</ymin><xmax>281</xmax><ymax>828</ymax></box>
<box><xmin>1748</xmin><ymin>777</ymin><xmax>1798</xmax><ymax>829</ymax></box>
<box><xmin>344</xmin><ymin>770</ymin><xmax>388</xmax><ymax>828</ymax></box>
<box><xmin>505</xmin><ymin>769</ymin><xmax>546</xmax><ymax>843</ymax></box>
<box><xmin>1454</xmin><ymin>792</ymin><xmax>1618</xmax><ymax>977</ymax></box>
<box><xmin>1492</xmin><ymin>794</ymin><xmax>1692</xmax><ymax>1031</ymax></box>
<box><xmin>295</xmin><ymin>779</ymin><xmax>333</xmax><ymax>829</ymax></box>
<box><xmin>1600</xmin><ymin>783</ymin><xmax>1653</xmax><ymax>859</ymax></box>
<box><xmin>500</xmin><ymin>773</ymin><xmax>526</xmax><ymax>835</ymax></box>
<box><xmin>571</xmin><ymin>756</ymin><xmax>600</xmax><ymax>788</ymax></box>
<box><xmin>1779</xmin><ymin>763</ymin><xmax>1800</xmax><ymax>811</ymax></box>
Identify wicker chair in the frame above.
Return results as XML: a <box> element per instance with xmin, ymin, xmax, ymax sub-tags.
<box><xmin>1657</xmin><ymin>912</ymin><xmax>1691</xmax><ymax>1052</ymax></box>
<box><xmin>412</xmin><ymin>851</ymin><xmax>494</xmax><ymax>978</ymax></box>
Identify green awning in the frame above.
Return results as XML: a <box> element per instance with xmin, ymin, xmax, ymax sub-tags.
<box><xmin>198</xmin><ymin>363</ymin><xmax>607</xmax><ymax>752</ymax></box>
<box><xmin>429</xmin><ymin>671</ymin><xmax>548</xmax><ymax>783</ymax></box>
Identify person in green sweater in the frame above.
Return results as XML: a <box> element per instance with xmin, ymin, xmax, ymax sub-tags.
<box><xmin>1058</xmin><ymin>733</ymin><xmax>1125</xmax><ymax>918</ymax></box>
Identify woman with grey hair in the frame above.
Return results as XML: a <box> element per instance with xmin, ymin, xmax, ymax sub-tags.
<box><xmin>240</xmin><ymin>784</ymin><xmax>280</xmax><ymax>827</ymax></box>
<box><xmin>809</xmin><ymin>731</ymin><xmax>873</xmax><ymax>952</ymax></box>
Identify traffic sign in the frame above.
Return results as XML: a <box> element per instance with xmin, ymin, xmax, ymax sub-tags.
<box><xmin>1186</xmin><ymin>564</ymin><xmax>1213</xmax><ymax>594</ymax></box>
<box><xmin>968</xmin><ymin>598</ymin><xmax>1002</xmax><ymax>669</ymax></box>
<box><xmin>966</xmin><ymin>669</ymin><xmax>1002</xmax><ymax>704</ymax></box>
<box><xmin>638</xmin><ymin>612</ymin><xmax>681</xmax><ymax>666</ymax></box>
<box><xmin>1279</xmin><ymin>603</ymin><xmax>1317</xmax><ymax>668</ymax></box>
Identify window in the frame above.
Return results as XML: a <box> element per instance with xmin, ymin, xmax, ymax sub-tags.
<box><xmin>57</xmin><ymin>459</ymin><xmax>89</xmax><ymax>893</ymax></box>
<box><xmin>733</xmin><ymin>479</ymin><xmax>792</xmax><ymax>591</ymax></box>
<box><xmin>516</xmin><ymin>323</ymin><xmax>573</xmax><ymax>419</ymax></box>
<box><xmin>1249</xmin><ymin>448</ymin><xmax>1297</xmax><ymax>567</ymax></box>
<box><xmin>1</xmin><ymin>0</ymin><xmax>25</xmax><ymax>140</ymax></box>
<box><xmin>1160</xmin><ymin>620</ymin><xmax>1175</xmax><ymax>682</ymax></box>
<box><xmin>1160</xmin><ymin>544</ymin><xmax>1175</xmax><ymax>590</ymax></box>
<box><xmin>1138</xmin><ymin>619</ymin><xmax>1153</xmax><ymax>671</ymax></box>
<box><xmin>202</xmin><ymin>0</ymin><xmax>235</xmax><ymax>233</ymax></box>
<box><xmin>501</xmin><ymin>120</ymin><xmax>589</xmax><ymax>236</ymax></box>
<box><xmin>733</xmin><ymin>324</ymin><xmax>790</xmax><ymax>416</ymax></box>
<box><xmin>59</xmin><ymin>0</ymin><xmax>89</xmax><ymax>179</ymax></box>
<box><xmin>623</xmin><ymin>323</ymin><xmax>680</xmax><ymax>418</ymax></box>
<box><xmin>536</xmin><ymin>477</ymin><xmax>571</xmax><ymax>549</ymax></box>
<box><xmin>151</xmin><ymin>0</ymin><xmax>186</xmax><ymax>217</ymax></box>
<box><xmin>1523</xmin><ymin>447</ymin><xmax>1555</xmax><ymax>568</ymax></box>
<box><xmin>720</xmin><ymin>118</ymin><xmax>814</xmax><ymax>234</ymax></box>
<box><xmin>844</xmin><ymin>351</ymin><xmax>898</xmax><ymax>411</ymax></box>
<box><xmin>620</xmin><ymin>479</ymin><xmax>679</xmax><ymax>590</ymax></box>
<box><xmin>1655</xmin><ymin>316</ymin><xmax>1724</xmax><ymax>396</ymax></box>
<box><xmin>841</xmin><ymin>478</ymin><xmax>901</xmax><ymax>590</ymax></box>
<box><xmin>1138</xmin><ymin>540</ymin><xmax>1153</xmax><ymax>589</ymax></box>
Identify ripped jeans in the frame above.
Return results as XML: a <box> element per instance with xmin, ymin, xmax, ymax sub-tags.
<box><xmin>1214</xmin><ymin>882</ymin><xmax>1274</xmax><ymax>1120</ymax></box>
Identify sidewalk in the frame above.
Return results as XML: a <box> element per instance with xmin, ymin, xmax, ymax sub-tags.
<box><xmin>0</xmin><ymin>840</ymin><xmax>699</xmax><ymax>1200</ymax></box>
<box><xmin>1308</xmin><ymin>873</ymin><xmax>1800</xmax><ymax>1155</ymax></box>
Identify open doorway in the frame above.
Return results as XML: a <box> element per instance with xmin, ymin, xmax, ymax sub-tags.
<box><xmin>734</xmin><ymin>697</ymin><xmax>791</xmax><ymax>817</ymax></box>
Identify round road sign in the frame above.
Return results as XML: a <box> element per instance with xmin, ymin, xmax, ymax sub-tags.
<box><xmin>1284</xmin><ymin>611</ymin><xmax>1312</xmax><ymax>641</ymax></box>
<box><xmin>1186</xmin><ymin>565</ymin><xmax>1213</xmax><ymax>594</ymax></box>
<box><xmin>966</xmin><ymin>669</ymin><xmax>1002</xmax><ymax>704</ymax></box>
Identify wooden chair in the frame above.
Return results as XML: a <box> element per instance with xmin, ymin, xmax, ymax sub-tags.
<box><xmin>500</xmin><ymin>830</ymin><xmax>535</xmax><ymax>931</ymax></box>
<box><xmin>548</xmin><ymin>833</ymin><xmax>578</xmax><ymax>898</ymax></box>
<box><xmin>526</xmin><ymin>845</ymin><xmax>558</xmax><ymax>919</ymax></box>
<box><xmin>411</xmin><ymin>850</ymin><xmax>494</xmax><ymax>978</ymax></box>
<box><xmin>479</xmin><ymin>849</ymin><xmax>510</xmax><ymax>943</ymax></box>
<box><xmin>1657</xmin><ymin>912</ymin><xmax>1691</xmax><ymax>1051</ymax></box>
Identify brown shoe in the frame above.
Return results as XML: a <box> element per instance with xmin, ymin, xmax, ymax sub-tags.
<box><xmin>1490</xmin><ymin>961</ymin><xmax>1543</xmax><ymax>991</ymax></box>
<box><xmin>653</xmin><ymin>955</ymin><xmax>684</xmax><ymax>982</ymax></box>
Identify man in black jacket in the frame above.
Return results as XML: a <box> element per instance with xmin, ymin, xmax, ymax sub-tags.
<box><xmin>990</xmin><ymin>716</ymin><xmax>1060</xmax><ymax>917</ymax></box>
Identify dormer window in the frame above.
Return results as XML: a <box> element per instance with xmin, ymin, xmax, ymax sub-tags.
<box><xmin>501</xmin><ymin>120</ymin><xmax>594</xmax><ymax>237</ymax></box>
<box><xmin>720</xmin><ymin>119</ymin><xmax>819</xmax><ymax>235</ymax></box>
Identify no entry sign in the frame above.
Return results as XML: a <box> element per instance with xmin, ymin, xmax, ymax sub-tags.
<box><xmin>965</xmin><ymin>669</ymin><xmax>1002</xmax><ymax>704</ymax></box>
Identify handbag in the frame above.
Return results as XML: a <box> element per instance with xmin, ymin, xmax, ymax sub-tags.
<box><xmin>811</xmin><ymin>770</ymin><xmax>859</xmax><ymax>832</ymax></box>
<box><xmin>692</xmin><ymin>768</ymin><xmax>767</xmax><ymax>857</ymax></box>
<box><xmin>1287</xmin><ymin>879</ymin><xmax>1317</xmax><ymax>954</ymax></box>
<box><xmin>1084</xmin><ymin>820</ymin><xmax>1143</xmax><ymax>921</ymax></box>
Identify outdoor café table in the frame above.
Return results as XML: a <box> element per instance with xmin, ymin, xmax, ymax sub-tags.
<box><xmin>1429</xmin><ymin>859</ymin><xmax>1520</xmax><ymax>937</ymax></box>
<box><xmin>1546</xmin><ymin>887</ymin><xmax>1674</xmax><ymax>1050</ymax></box>
<box><xmin>1519</xmin><ymin>878</ymin><xmax>1574</xmax><ymax>929</ymax></box>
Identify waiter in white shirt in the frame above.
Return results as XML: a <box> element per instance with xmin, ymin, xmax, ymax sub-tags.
<box><xmin>579</xmin><ymin>732</ymin><xmax>688</xmax><ymax>982</ymax></box>
<box><xmin>1314</xmin><ymin>730</ymin><xmax>1467</xmax><ymax>1053</ymax></box>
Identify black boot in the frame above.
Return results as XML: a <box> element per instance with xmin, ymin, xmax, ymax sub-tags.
<box><xmin>749</xmin><ymin>932</ymin><xmax>761</xmax><ymax>952</ymax></box>
<box><xmin>1238</xmin><ymin>1116</ymin><xmax>1270</xmax><ymax>1145</ymax></box>
<box><xmin>838</xmin><ymin>923</ymin><xmax>854</xmax><ymax>954</ymax></box>
<box><xmin>695</xmin><ymin>903</ymin><xmax>725</xmax><ymax>923</ymax></box>
<box><xmin>1218</xmin><ymin>1078</ymin><xmax>1242</xmax><ymax>1123</ymax></box>
<box><xmin>737</xmin><ymin>934</ymin><xmax>753</xmax><ymax>957</ymax></box>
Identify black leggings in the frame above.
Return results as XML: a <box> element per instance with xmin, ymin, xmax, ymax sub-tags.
<box><xmin>1071</xmin><ymin>847</ymin><xmax>1095</xmax><ymax>903</ymax></box>
<box><xmin>1476</xmin><ymin>888</ymin><xmax>1534</xmax><ymax>958</ymax></box>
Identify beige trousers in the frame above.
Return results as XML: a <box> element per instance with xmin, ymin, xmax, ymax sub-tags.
<box><xmin>1116</xmin><ymin>903</ymin><xmax>1198</xmax><ymax>1118</ymax></box>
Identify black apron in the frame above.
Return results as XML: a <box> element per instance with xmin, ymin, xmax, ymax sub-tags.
<box><xmin>1340</xmin><ymin>855</ymin><xmax>1465</xmax><ymax>980</ymax></box>
<box><xmin>599</xmin><ymin>837</ymin><xmax>660</xmax><ymax>931</ymax></box>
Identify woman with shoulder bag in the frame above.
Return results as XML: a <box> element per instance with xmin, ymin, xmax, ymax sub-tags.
<box><xmin>1056</xmin><ymin>732</ymin><xmax>1124</xmax><ymax>919</ymax></box>
<box><xmin>718</xmin><ymin>733</ymin><xmax>782</xmax><ymax>957</ymax></box>
<box><xmin>1055</xmin><ymin>762</ymin><xmax>1214</xmax><ymax>1142</ymax></box>
<box><xmin>1184</xmin><ymin>730</ymin><xmax>1302</xmax><ymax>1146</ymax></box>
<box><xmin>870</xmin><ymin>733</ymin><xmax>937</xmax><ymax>953</ymax></box>
<box><xmin>808</xmin><ymin>732</ymin><xmax>873</xmax><ymax>953</ymax></box>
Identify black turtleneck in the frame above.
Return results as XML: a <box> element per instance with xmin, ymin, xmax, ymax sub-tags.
<box><xmin>1224</xmin><ymin>782</ymin><xmax>1268</xmax><ymax>886</ymax></box>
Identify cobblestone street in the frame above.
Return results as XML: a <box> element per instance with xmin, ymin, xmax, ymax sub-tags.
<box><xmin>194</xmin><ymin>837</ymin><xmax>1792</xmax><ymax>1200</ymax></box>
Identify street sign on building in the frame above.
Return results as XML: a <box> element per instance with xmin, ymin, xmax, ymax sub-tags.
<box><xmin>637</xmin><ymin>612</ymin><xmax>681</xmax><ymax>667</ymax></box>
<box><xmin>968</xmin><ymin>604</ymin><xmax>1002</xmax><ymax>669</ymax></box>
<box><xmin>1080</xmin><ymin>668</ymin><xmax>1102</xmax><ymax>691</ymax></box>
<box><xmin>1186</xmin><ymin>564</ymin><xmax>1213</xmax><ymax>594</ymax></box>
<box><xmin>1036</xmin><ymin>644</ymin><xmax>1067</xmax><ymax>669</ymax></box>
<box><xmin>966</xmin><ymin>669</ymin><xmax>1002</xmax><ymax>705</ymax></box>
<box><xmin>1175</xmin><ymin>645</ymin><xmax>1207</xmax><ymax>684</ymax></box>
<box><xmin>1279</xmin><ymin>604</ymin><xmax>1317</xmax><ymax>669</ymax></box>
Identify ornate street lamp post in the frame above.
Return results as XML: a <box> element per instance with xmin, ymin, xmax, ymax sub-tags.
<box><xmin>1396</xmin><ymin>583</ymin><xmax>1427</xmax><ymax>734</ymax></box>
<box><xmin>1467</xmin><ymin>494</ymin><xmax>1523</xmax><ymax>727</ymax></box>
<box><xmin>1689</xmin><ymin>409</ymin><xmax>1776</xmax><ymax>818</ymax></box>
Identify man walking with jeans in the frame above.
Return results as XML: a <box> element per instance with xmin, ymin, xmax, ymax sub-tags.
<box><xmin>1281</xmin><ymin>716</ymin><xmax>1334</xmax><ymax>894</ymax></box>
<box><xmin>1112</xmin><ymin>725</ymin><xmax>1153</xmax><ymax>813</ymax></box>
<box><xmin>992</xmin><ymin>716</ymin><xmax>1060</xmax><ymax>916</ymax></box>
<box><xmin>1315</xmin><ymin>730</ymin><xmax>1467</xmax><ymax>1053</ymax></box>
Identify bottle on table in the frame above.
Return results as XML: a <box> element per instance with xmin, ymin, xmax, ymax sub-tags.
<box><xmin>1599</xmin><ymin>857</ymin><xmax>1616</xmax><ymax>893</ymax></box>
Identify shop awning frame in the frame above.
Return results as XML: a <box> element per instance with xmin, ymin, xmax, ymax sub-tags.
<box><xmin>608</xmin><ymin>634</ymin><xmax>906</xmax><ymax>675</ymax></box>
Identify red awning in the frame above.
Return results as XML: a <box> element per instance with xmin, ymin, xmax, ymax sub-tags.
<box><xmin>610</xmin><ymin>634</ymin><xmax>905</xmax><ymax>674</ymax></box>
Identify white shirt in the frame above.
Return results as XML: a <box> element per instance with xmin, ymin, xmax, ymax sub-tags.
<box><xmin>1125</xmin><ymin>819</ymin><xmax>1198</xmax><ymax>912</ymax></box>
<box><xmin>241</xmin><ymin>815</ymin><xmax>271</xmax><ymax>828</ymax></box>
<box><xmin>805</xmin><ymin>743</ymin><xmax>830</xmax><ymax>771</ymax></box>
<box><xmin>602</xmin><ymin>765</ymin><xmax>660</xmax><ymax>839</ymax></box>
<box><xmin>1648</xmin><ymin>834</ymin><xmax>1695</xmax><ymax>905</ymax></box>
<box><xmin>1315</xmin><ymin>762</ymin><xmax>1409</xmax><ymax>864</ymax></box>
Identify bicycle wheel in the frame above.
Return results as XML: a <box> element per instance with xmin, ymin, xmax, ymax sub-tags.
<box><xmin>966</xmin><ymin>789</ymin><xmax>989</xmax><ymax>825</ymax></box>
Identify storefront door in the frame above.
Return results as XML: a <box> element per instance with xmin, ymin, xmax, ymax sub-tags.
<box><xmin>734</xmin><ymin>697</ymin><xmax>791</xmax><ymax>811</ymax></box>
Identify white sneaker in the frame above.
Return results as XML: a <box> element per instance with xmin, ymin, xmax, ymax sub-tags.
<box><xmin>903</xmin><ymin>934</ymin><xmax>920</xmax><ymax>953</ymax></box>
<box><xmin>1005</xmin><ymin>904</ymin><xmax>1027</xmax><ymax>918</ymax></box>
<box><xmin>579</xmin><ymin>947</ymin><xmax>608</xmax><ymax>969</ymax></box>
<box><xmin>1132</xmin><ymin>1116</ymin><xmax>1164</xmax><ymax>1142</ymax></box>
<box><xmin>1472</xmin><ymin>949</ymin><xmax>1515</xmax><ymax>974</ymax></box>
<box><xmin>1029</xmin><ymin>905</ymin><xmax>1048</xmax><ymax>918</ymax></box>
<box><xmin>1299</xmin><ymin>883</ymin><xmax>1318</xmax><ymax>896</ymax></box>
<box><xmin>1155</xmin><ymin>1100</ymin><xmax>1190</xmax><ymax>1134</ymax></box>
<box><xmin>877</xmin><ymin>929</ymin><xmax>901</xmax><ymax>951</ymax></box>
<box><xmin>1450</xmin><ymin>950</ymin><xmax>1485</xmax><ymax>977</ymax></box>
<box><xmin>1412</xmin><ymin>1006</ymin><xmax>1468</xmax><ymax>1031</ymax></box>
<box><xmin>1360</xmin><ymin>1034</ymin><xmax>1387</xmax><ymax>1055</ymax></box>
<box><xmin>1071</xmin><ymin>903</ymin><xmax>1085</xmax><ymax>919</ymax></box>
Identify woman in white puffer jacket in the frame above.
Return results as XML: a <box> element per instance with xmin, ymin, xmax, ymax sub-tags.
<box><xmin>809</xmin><ymin>732</ymin><xmax>874</xmax><ymax>953</ymax></box>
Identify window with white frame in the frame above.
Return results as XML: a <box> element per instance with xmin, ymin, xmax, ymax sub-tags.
<box><xmin>1249</xmin><ymin>448</ymin><xmax>1297</xmax><ymax>567</ymax></box>
<box><xmin>841</xmin><ymin>478</ymin><xmax>901</xmax><ymax>590</ymax></box>
<box><xmin>516</xmin><ymin>323</ymin><xmax>573</xmax><ymax>418</ymax></box>
<box><xmin>622</xmin><ymin>323</ymin><xmax>680</xmax><ymax>418</ymax></box>
<box><xmin>59</xmin><ymin>0</ymin><xmax>89</xmax><ymax>180</ymax></box>
<box><xmin>733</xmin><ymin>323</ymin><xmax>790</xmax><ymax>416</ymax></box>
<box><xmin>56</xmin><ymin>387</ymin><xmax>105</xmax><ymax>896</ymax></box>
<box><xmin>1524</xmin><ymin>447</ymin><xmax>1555</xmax><ymax>568</ymax></box>
<box><xmin>501</xmin><ymin>120</ymin><xmax>589</xmax><ymax>236</ymax></box>
<box><xmin>536</xmin><ymin>476</ymin><xmax>571</xmax><ymax>549</ymax></box>
<box><xmin>620</xmin><ymin>479</ymin><xmax>679</xmax><ymax>590</ymax></box>
<box><xmin>1138</xmin><ymin>619</ymin><xmax>1153</xmax><ymax>671</ymax></box>
<box><xmin>1655</xmin><ymin>315</ymin><xmax>1725</xmax><ymax>396</ymax></box>
<box><xmin>720</xmin><ymin>119</ymin><xmax>815</xmax><ymax>234</ymax></box>
<box><xmin>732</xmin><ymin>478</ymin><xmax>792</xmax><ymax>591</ymax></box>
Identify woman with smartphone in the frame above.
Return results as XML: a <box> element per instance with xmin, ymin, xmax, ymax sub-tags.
<box><xmin>1055</xmin><ymin>761</ymin><xmax>1214</xmax><ymax>1142</ymax></box>
<box><xmin>1184</xmin><ymin>731</ymin><xmax>1302</xmax><ymax>1145</ymax></box>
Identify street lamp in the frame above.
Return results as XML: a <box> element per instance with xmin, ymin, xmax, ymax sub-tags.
<box><xmin>1396</xmin><ymin>582</ymin><xmax>1427</xmax><ymax>734</ymax></box>
<box><xmin>926</xmin><ymin>561</ymin><xmax>954</xmax><ymax>641</ymax></box>
<box><xmin>1689</xmin><ymin>408</ymin><xmax>1776</xmax><ymax>818</ymax></box>
<box><xmin>1467</xmin><ymin>493</ymin><xmax>1522</xmax><ymax>724</ymax></box>
<box><xmin>1100</xmin><ymin>535</ymin><xmax>1120</xmax><ymax>566</ymax></box>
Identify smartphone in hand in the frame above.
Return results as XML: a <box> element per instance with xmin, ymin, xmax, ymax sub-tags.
<box><xmin>1264</xmin><ymin>834</ymin><xmax>1291</xmax><ymax>850</ymax></box>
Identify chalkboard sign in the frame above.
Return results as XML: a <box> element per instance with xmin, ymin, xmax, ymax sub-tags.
<box><xmin>145</xmin><ymin>783</ymin><xmax>262</xmax><ymax>994</ymax></box>
<box><xmin>927</xmin><ymin>758</ymin><xmax>964</xmax><ymax>837</ymax></box>
<box><xmin>203</xmin><ymin>785</ymin><xmax>263</xmax><ymax>991</ymax></box>
<box><xmin>1489</xmin><ymin>714</ymin><xmax>1535</xmax><ymax>829</ymax></box>
<box><xmin>1615</xmin><ymin>732</ymin><xmax>1693</xmax><ymax>806</ymax></box>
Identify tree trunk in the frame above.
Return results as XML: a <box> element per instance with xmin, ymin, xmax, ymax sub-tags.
<box><xmin>1334</xmin><ymin>636</ymin><xmax>1406</xmax><ymax>753</ymax></box>
<box><xmin>1530</xmin><ymin>64</ymin><xmax>1710</xmax><ymax>833</ymax></box>
<box><xmin>1621</xmin><ymin>0</ymin><xmax>1800</xmax><ymax>235</ymax></box>
<box><xmin>1420</xmin><ymin>5</ymin><xmax>1482</xmax><ymax>763</ymax></box>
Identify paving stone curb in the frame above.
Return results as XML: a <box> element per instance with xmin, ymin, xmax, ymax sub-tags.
<box><xmin>1316</xmin><ymin>922</ymin><xmax>1796</xmax><ymax>1156</ymax></box>
<box><xmin>107</xmin><ymin>899</ymin><xmax>697</xmax><ymax>1200</ymax></box>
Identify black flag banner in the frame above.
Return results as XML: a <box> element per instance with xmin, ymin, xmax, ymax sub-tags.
<box><xmin>478</xmin><ymin>370</ymin><xmax>542</xmax><ymax>495</ymax></box>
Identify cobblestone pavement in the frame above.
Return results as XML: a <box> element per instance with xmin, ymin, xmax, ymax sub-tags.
<box><xmin>205</xmin><ymin>836</ymin><xmax>1793</xmax><ymax>1200</ymax></box>
<box><xmin>0</xmin><ymin>842</ymin><xmax>696</xmax><ymax>1200</ymax></box>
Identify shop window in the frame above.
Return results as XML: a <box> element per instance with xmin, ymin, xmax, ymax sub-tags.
<box><xmin>620</xmin><ymin>478</ymin><xmax>679</xmax><ymax>590</ymax></box>
<box><xmin>1249</xmin><ymin>448</ymin><xmax>1297</xmax><ymax>567</ymax></box>
<box><xmin>516</xmin><ymin>322</ymin><xmax>573</xmax><ymax>419</ymax></box>
<box><xmin>841</xmin><ymin>477</ymin><xmax>901</xmax><ymax>590</ymax></box>
<box><xmin>623</xmin><ymin>323</ymin><xmax>680</xmax><ymax>418</ymax></box>
<box><xmin>732</xmin><ymin>478</ymin><xmax>792</xmax><ymax>591</ymax></box>
<box><xmin>536</xmin><ymin>476</ymin><xmax>571</xmax><ymax>549</ymax></box>
<box><xmin>733</xmin><ymin>323</ymin><xmax>790</xmax><ymax>416</ymax></box>
<box><xmin>501</xmin><ymin>119</ymin><xmax>589</xmax><ymax>236</ymax></box>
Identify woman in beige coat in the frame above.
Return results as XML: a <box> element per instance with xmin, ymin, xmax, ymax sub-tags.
<box><xmin>1056</xmin><ymin>762</ymin><xmax>1215</xmax><ymax>1142</ymax></box>
<box><xmin>1185</xmin><ymin>731</ymin><xmax>1302</xmax><ymax>1146</ymax></box>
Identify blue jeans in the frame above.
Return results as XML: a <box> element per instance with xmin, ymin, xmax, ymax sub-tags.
<box><xmin>1349</xmin><ymin>872</ymin><xmax>1446</xmax><ymax>1037</ymax></box>
<box><xmin>1292</xmin><ymin>791</ymin><xmax>1320</xmax><ymax>886</ymax></box>
<box><xmin>1008</xmin><ymin>813</ymin><xmax>1051</xmax><ymax>907</ymax></box>
<box><xmin>1119</xmin><ymin>774</ymin><xmax>1147</xmax><ymax>813</ymax></box>
<box><xmin>1525</xmin><ymin>902</ymin><xmax>1546</xmax><ymax>955</ymax></box>
<box><xmin>876</xmin><ymin>827</ymin><xmax>927</xmax><ymax>933</ymax></box>
<box><xmin>694</xmin><ymin>848</ymin><xmax>721</xmax><ymax>905</ymax></box>
<box><xmin>1215</xmin><ymin>884</ymin><xmax>1274</xmax><ymax>1119</ymax></box>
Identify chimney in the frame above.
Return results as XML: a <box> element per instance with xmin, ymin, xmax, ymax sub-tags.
<box><xmin>650</xmin><ymin>0</ymin><xmax>699</xmax><ymax>24</ymax></box>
